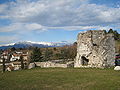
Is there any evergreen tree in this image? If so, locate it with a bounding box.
[42,48,53,61]
[60,46,69,60]
[108,29,114,33]
[30,47,42,62]
[114,30,119,40]
[10,47,16,51]
[108,29,120,40]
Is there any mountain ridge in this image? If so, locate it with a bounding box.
[0,41,72,50]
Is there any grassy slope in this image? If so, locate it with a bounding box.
[0,68,120,90]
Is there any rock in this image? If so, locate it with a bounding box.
[67,61,74,67]
[35,61,67,68]
[6,65,14,71]
[14,67,20,70]
[28,63,35,69]
[74,30,115,68]
[6,67,12,71]
[114,66,120,70]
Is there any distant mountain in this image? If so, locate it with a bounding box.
[0,41,72,50]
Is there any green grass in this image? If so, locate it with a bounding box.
[0,68,120,90]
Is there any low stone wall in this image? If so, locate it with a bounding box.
[35,61,69,68]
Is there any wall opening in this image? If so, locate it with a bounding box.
[81,56,89,66]
[93,43,97,46]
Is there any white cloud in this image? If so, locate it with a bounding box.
[0,0,120,31]
[0,36,19,44]
[0,22,111,32]
[25,23,45,31]
[0,23,21,32]
[0,0,120,44]
[47,25,111,31]
[0,4,8,13]
[0,23,45,32]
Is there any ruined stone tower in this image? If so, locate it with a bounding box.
[74,30,115,68]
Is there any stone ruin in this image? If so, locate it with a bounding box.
[74,30,115,68]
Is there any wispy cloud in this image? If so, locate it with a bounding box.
[0,0,120,31]
[0,23,46,32]
[0,0,120,44]
[0,36,19,44]
[46,25,112,31]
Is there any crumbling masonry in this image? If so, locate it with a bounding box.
[74,30,115,68]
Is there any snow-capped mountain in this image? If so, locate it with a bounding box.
[0,41,72,49]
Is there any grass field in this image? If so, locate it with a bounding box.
[0,68,120,90]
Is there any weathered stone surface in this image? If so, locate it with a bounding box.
[67,61,74,67]
[35,61,68,68]
[28,63,35,69]
[114,66,120,70]
[74,30,115,68]
[14,67,20,70]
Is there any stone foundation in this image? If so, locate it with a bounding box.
[35,61,74,68]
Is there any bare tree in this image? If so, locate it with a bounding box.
[20,55,24,69]
[2,55,6,73]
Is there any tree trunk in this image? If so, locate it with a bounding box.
[2,57,6,73]
[20,56,24,69]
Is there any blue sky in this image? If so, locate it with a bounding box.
[0,0,120,45]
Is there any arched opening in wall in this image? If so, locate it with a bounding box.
[81,56,89,66]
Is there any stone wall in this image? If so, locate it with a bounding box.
[35,61,67,68]
[35,61,74,68]
[74,30,115,68]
